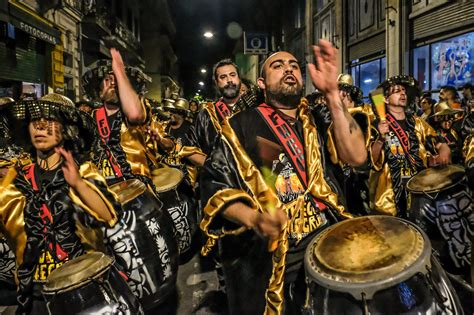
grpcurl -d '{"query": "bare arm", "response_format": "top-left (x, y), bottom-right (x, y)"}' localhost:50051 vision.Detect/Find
top-left (111, 48), bottom-right (145, 124)
top-left (223, 201), bottom-right (287, 241)
top-left (186, 153), bottom-right (206, 167)
top-left (370, 120), bottom-right (389, 166)
top-left (308, 40), bottom-right (367, 166)
top-left (58, 148), bottom-right (113, 222)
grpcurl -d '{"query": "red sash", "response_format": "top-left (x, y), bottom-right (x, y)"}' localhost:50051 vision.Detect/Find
top-left (256, 104), bottom-right (326, 210)
top-left (386, 113), bottom-right (416, 164)
top-left (215, 100), bottom-right (232, 121)
top-left (95, 107), bottom-right (123, 178)
top-left (24, 164), bottom-right (68, 261)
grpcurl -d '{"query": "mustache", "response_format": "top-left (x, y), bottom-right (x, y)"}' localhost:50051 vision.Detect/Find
top-left (224, 83), bottom-right (238, 89)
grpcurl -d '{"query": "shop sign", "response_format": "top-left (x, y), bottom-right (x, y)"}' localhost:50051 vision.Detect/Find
top-left (18, 21), bottom-right (59, 45)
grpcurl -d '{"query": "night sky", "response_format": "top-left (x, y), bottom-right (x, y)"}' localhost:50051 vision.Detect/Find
top-left (169, 0), bottom-right (271, 99)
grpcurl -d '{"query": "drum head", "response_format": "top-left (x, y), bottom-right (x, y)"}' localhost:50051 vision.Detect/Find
top-left (305, 216), bottom-right (431, 300)
top-left (43, 252), bottom-right (114, 293)
top-left (109, 178), bottom-right (147, 205)
top-left (406, 165), bottom-right (465, 193)
top-left (151, 167), bottom-right (184, 193)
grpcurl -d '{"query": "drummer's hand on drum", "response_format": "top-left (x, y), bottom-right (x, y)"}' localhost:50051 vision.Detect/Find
top-left (56, 147), bottom-right (81, 188)
top-left (432, 143), bottom-right (451, 166)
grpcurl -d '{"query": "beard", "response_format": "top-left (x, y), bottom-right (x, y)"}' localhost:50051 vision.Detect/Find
top-left (219, 82), bottom-right (241, 99)
top-left (266, 80), bottom-right (303, 109)
top-left (101, 88), bottom-right (119, 105)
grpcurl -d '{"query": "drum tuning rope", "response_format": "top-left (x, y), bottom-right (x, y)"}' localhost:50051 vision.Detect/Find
top-left (424, 266), bottom-right (452, 313)
top-left (360, 292), bottom-right (371, 315)
top-left (303, 278), bottom-right (312, 310)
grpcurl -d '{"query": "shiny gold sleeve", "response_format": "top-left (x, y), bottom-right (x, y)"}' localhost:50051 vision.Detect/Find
top-left (368, 164), bottom-right (397, 216)
top-left (415, 117), bottom-right (438, 145)
top-left (200, 188), bottom-right (258, 239)
top-left (464, 135), bottom-right (474, 161)
top-left (68, 162), bottom-right (119, 227)
top-left (0, 184), bottom-right (28, 268)
top-left (176, 145), bottom-right (206, 160)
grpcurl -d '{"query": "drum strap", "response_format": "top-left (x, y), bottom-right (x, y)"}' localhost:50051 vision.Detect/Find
top-left (24, 164), bottom-right (69, 261)
top-left (256, 103), bottom-right (327, 210)
top-left (215, 100), bottom-right (232, 121)
top-left (95, 107), bottom-right (124, 178)
top-left (386, 113), bottom-right (416, 164)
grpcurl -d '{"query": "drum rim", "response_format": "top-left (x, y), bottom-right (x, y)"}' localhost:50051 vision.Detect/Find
top-left (406, 165), bottom-right (466, 194)
top-left (109, 178), bottom-right (147, 205)
top-left (151, 167), bottom-right (184, 193)
top-left (304, 216), bottom-right (432, 300)
top-left (42, 252), bottom-right (115, 294)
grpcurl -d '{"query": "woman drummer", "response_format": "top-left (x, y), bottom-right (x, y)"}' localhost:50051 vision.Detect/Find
top-left (0, 93), bottom-right (118, 314)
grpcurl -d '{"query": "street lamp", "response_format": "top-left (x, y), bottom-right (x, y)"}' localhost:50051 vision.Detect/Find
top-left (200, 68), bottom-right (207, 73)
top-left (203, 31), bottom-right (214, 39)
top-left (198, 81), bottom-right (205, 86)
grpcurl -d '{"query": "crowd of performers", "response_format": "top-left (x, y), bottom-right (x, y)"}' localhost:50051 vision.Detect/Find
top-left (0, 40), bottom-right (472, 315)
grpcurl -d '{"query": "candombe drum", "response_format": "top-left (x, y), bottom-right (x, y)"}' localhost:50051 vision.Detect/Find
top-left (151, 167), bottom-right (197, 255)
top-left (104, 179), bottom-right (179, 310)
top-left (42, 252), bottom-right (142, 314)
top-left (406, 165), bottom-right (473, 277)
top-left (304, 216), bottom-right (463, 314)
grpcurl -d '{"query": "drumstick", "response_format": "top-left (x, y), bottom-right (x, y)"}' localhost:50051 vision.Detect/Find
top-left (370, 88), bottom-right (386, 121)
top-left (261, 167), bottom-right (280, 252)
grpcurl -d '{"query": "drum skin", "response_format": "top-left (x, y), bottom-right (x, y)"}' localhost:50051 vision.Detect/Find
top-left (406, 166), bottom-right (473, 277)
top-left (104, 179), bottom-right (179, 310)
top-left (304, 216), bottom-right (463, 315)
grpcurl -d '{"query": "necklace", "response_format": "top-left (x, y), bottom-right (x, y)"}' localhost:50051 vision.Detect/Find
top-left (38, 156), bottom-right (63, 171)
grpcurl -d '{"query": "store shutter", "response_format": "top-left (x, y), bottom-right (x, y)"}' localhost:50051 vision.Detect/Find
top-left (411, 2), bottom-right (474, 41)
top-left (0, 41), bottom-right (45, 83)
top-left (348, 32), bottom-right (385, 61)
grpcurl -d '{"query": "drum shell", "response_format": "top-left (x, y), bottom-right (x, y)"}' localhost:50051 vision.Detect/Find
top-left (42, 263), bottom-right (142, 314)
top-left (304, 216), bottom-right (463, 315)
top-left (155, 179), bottom-right (197, 255)
top-left (104, 184), bottom-right (179, 309)
top-left (307, 257), bottom-right (462, 315)
top-left (407, 180), bottom-right (473, 276)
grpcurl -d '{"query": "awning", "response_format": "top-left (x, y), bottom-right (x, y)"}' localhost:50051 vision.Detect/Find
top-left (8, 2), bottom-right (61, 45)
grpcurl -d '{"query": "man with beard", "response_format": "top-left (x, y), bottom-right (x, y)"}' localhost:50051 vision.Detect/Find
top-left (370, 75), bottom-right (451, 217)
top-left (182, 59), bottom-right (245, 165)
top-left (81, 49), bottom-right (153, 185)
top-left (199, 41), bottom-right (367, 314)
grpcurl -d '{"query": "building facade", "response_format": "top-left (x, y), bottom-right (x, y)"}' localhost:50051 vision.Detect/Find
top-left (281, 0), bottom-right (474, 100)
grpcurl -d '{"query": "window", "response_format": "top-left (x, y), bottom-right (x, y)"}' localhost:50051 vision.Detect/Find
top-left (350, 57), bottom-right (386, 98)
top-left (411, 32), bottom-right (474, 91)
top-left (413, 45), bottom-right (429, 91)
top-left (63, 51), bottom-right (73, 68)
top-left (294, 0), bottom-right (305, 29)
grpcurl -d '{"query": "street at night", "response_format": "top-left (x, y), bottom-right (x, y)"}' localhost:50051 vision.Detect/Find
top-left (0, 0), bottom-right (473, 314)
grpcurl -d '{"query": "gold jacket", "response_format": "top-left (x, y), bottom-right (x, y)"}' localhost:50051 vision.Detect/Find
top-left (369, 117), bottom-right (438, 215)
top-left (0, 162), bottom-right (118, 283)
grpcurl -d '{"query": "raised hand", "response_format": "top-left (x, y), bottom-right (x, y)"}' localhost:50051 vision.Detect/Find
top-left (56, 147), bottom-right (82, 189)
top-left (110, 48), bottom-right (126, 76)
top-left (307, 39), bottom-right (339, 95)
